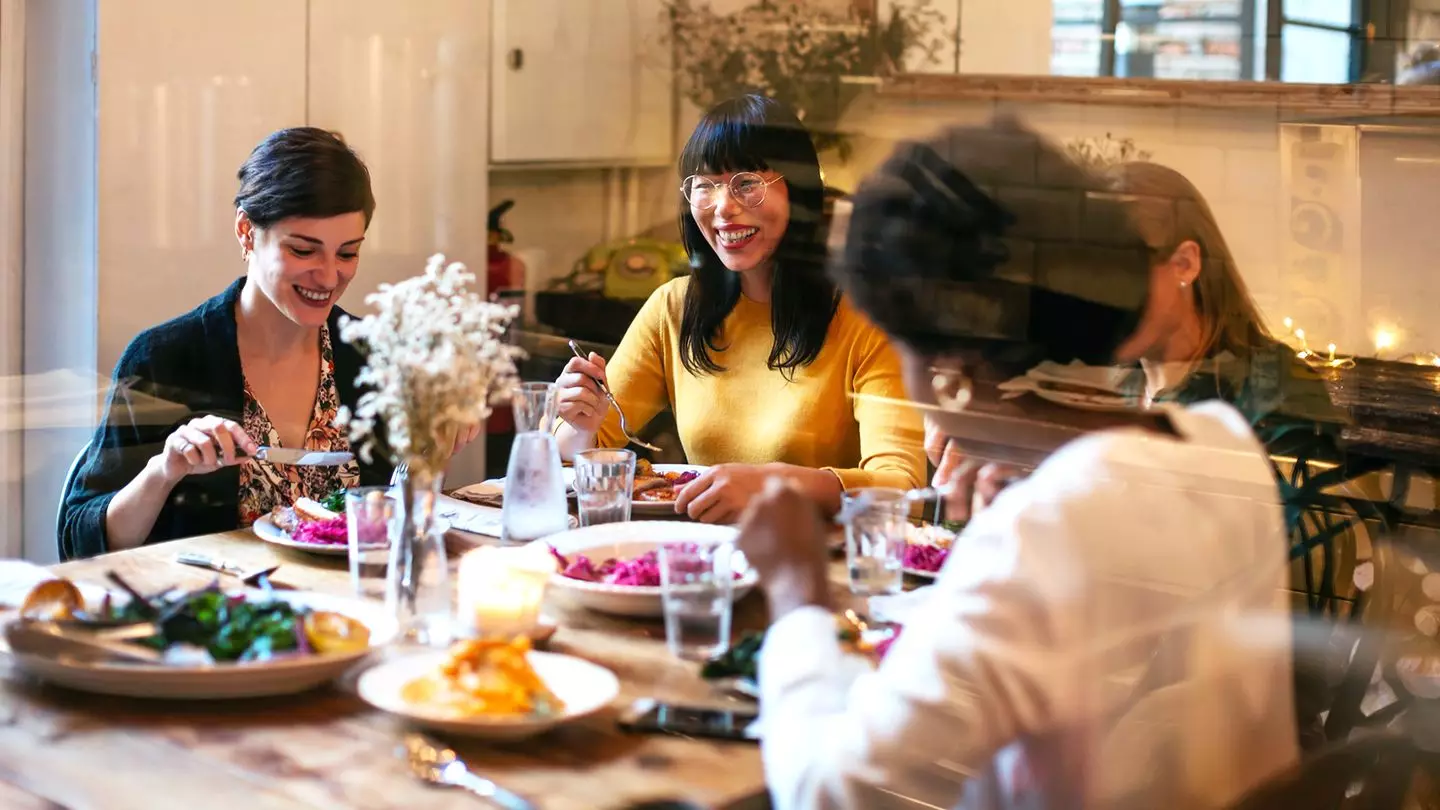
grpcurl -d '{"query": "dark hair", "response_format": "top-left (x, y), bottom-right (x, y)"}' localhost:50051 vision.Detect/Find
top-left (234, 127), bottom-right (376, 228)
top-left (834, 117), bottom-right (1152, 369)
top-left (677, 95), bottom-right (837, 377)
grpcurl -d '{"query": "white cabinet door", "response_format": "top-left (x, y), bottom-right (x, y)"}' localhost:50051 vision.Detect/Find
top-left (307, 0), bottom-right (492, 294)
top-left (95, 0), bottom-right (308, 376)
top-left (306, 0), bottom-right (493, 486)
top-left (491, 0), bottom-right (673, 165)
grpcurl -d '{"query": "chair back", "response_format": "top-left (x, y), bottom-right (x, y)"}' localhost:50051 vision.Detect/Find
top-left (55, 438), bottom-right (93, 549)
top-left (1227, 732), bottom-right (1420, 810)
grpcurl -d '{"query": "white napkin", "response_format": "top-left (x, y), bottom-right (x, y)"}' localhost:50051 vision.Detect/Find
top-left (998, 360), bottom-right (1133, 398)
top-left (868, 585), bottom-right (937, 625)
top-left (0, 559), bottom-right (58, 609)
top-left (433, 495), bottom-right (577, 538)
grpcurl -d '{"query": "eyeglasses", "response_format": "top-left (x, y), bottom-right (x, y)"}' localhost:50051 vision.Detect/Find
top-left (681, 172), bottom-right (785, 210)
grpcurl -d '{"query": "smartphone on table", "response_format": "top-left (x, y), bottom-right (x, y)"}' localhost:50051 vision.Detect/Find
top-left (618, 698), bottom-right (760, 743)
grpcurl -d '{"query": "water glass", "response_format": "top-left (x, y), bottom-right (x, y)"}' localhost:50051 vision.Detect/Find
top-left (511, 381), bottom-right (559, 433)
top-left (574, 448), bottom-right (636, 527)
top-left (843, 488), bottom-right (908, 596)
top-left (658, 541), bottom-right (734, 662)
top-left (344, 486), bottom-right (393, 600)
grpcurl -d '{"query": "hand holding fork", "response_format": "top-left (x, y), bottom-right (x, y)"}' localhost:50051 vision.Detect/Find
top-left (556, 341), bottom-right (661, 453)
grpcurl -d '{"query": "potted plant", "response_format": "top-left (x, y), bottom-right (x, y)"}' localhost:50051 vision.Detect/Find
top-left (662, 0), bottom-right (949, 160)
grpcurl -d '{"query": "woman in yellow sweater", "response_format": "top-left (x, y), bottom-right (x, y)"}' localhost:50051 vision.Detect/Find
top-left (554, 95), bottom-right (924, 524)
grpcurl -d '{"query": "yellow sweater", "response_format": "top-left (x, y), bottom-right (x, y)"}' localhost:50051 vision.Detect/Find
top-left (598, 278), bottom-right (925, 492)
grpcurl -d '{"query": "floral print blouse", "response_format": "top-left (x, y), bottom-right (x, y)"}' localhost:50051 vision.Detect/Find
top-left (237, 324), bottom-right (361, 526)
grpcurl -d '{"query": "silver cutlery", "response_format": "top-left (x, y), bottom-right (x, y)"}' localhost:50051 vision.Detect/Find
top-left (567, 340), bottom-right (662, 453)
top-left (400, 733), bottom-right (535, 810)
top-left (174, 553), bottom-right (279, 587)
top-left (4, 619), bottom-right (165, 663)
top-left (243, 447), bottom-right (355, 466)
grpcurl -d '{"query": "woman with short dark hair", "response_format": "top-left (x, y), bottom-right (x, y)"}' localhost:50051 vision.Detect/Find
top-left (552, 95), bottom-right (924, 524)
top-left (60, 127), bottom-right (417, 559)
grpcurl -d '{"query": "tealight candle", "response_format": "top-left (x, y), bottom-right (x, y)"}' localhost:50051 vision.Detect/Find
top-left (456, 546), bottom-right (552, 639)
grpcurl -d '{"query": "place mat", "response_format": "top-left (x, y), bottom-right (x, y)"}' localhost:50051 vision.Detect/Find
top-left (434, 495), bottom-right (578, 538)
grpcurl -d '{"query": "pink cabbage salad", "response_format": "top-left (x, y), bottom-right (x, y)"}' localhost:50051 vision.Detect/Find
top-left (291, 516), bottom-right (347, 546)
top-left (549, 543), bottom-right (744, 587)
top-left (902, 542), bottom-right (949, 573)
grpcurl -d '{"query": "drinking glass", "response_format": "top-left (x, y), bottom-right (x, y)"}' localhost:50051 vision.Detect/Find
top-left (843, 488), bottom-right (909, 596)
top-left (511, 381), bottom-right (559, 433)
top-left (658, 541), bottom-right (734, 661)
top-left (574, 448), bottom-right (636, 527)
top-left (344, 486), bottom-right (393, 600)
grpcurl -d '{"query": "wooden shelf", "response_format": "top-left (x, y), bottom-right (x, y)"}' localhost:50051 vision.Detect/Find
top-left (881, 73), bottom-right (1440, 114)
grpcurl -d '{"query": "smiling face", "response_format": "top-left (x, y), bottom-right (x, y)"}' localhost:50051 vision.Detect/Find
top-left (687, 170), bottom-right (790, 276)
top-left (236, 210), bottom-right (367, 328)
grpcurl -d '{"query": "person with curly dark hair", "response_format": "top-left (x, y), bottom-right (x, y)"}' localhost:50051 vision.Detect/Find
top-left (735, 118), bottom-right (1298, 809)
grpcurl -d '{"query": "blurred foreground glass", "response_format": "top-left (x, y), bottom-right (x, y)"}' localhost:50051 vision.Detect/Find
top-left (501, 382), bottom-right (569, 544)
top-left (344, 486), bottom-right (393, 600)
top-left (386, 517), bottom-right (452, 646)
top-left (574, 448), bottom-right (636, 527)
top-left (658, 541), bottom-right (734, 662)
top-left (844, 488), bottom-right (908, 596)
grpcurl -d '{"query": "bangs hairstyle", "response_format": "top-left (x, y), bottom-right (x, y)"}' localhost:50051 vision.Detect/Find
top-left (677, 94), bottom-right (837, 378)
top-left (234, 127), bottom-right (376, 229)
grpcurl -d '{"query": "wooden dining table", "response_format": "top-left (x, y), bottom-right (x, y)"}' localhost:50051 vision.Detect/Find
top-left (0, 527), bottom-right (867, 810)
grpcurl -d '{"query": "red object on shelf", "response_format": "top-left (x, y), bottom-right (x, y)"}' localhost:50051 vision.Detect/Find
top-left (487, 200), bottom-right (524, 435)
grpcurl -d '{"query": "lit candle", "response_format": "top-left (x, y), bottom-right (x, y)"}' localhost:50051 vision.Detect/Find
top-left (1375, 328), bottom-right (1396, 355)
top-left (1328, 343), bottom-right (1336, 363)
top-left (456, 546), bottom-right (552, 639)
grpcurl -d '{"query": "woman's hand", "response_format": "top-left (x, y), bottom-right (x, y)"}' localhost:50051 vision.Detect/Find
top-left (452, 423), bottom-right (482, 454)
top-left (555, 353), bottom-right (610, 435)
top-left (674, 463), bottom-right (774, 524)
top-left (157, 416), bottom-right (258, 484)
top-left (932, 436), bottom-right (1022, 522)
top-left (736, 477), bottom-right (832, 621)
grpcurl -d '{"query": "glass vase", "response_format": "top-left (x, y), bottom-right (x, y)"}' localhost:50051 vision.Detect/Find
top-left (386, 465), bottom-right (451, 646)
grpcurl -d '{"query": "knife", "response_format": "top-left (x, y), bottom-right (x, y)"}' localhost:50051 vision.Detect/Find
top-left (246, 447), bottom-right (355, 466)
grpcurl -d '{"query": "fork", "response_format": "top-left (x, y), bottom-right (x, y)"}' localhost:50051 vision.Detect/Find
top-left (567, 340), bottom-right (662, 453)
top-left (389, 460), bottom-right (409, 487)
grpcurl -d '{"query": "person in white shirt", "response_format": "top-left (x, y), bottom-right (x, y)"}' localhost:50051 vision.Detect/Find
top-left (737, 119), bottom-right (1299, 810)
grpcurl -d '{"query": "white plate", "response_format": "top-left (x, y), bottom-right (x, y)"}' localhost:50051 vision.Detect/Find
top-left (631, 464), bottom-right (708, 517)
top-left (252, 515), bottom-right (386, 557)
top-left (4, 589), bottom-right (395, 699)
top-left (903, 567), bottom-right (939, 580)
top-left (546, 521), bottom-right (755, 618)
top-left (357, 649), bottom-right (619, 740)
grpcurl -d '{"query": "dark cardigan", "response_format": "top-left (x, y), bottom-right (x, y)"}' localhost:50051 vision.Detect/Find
top-left (59, 278), bottom-right (394, 560)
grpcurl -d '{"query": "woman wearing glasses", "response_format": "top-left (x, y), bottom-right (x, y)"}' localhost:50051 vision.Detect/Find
top-left (553, 94), bottom-right (925, 524)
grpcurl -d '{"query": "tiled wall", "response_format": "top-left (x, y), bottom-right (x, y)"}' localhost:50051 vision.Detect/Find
top-left (494, 88), bottom-right (1440, 357)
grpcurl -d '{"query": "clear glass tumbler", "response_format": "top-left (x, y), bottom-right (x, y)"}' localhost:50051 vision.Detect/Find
top-left (843, 488), bottom-right (909, 596)
top-left (574, 448), bottom-right (636, 527)
top-left (344, 486), bottom-right (393, 600)
top-left (658, 541), bottom-right (735, 662)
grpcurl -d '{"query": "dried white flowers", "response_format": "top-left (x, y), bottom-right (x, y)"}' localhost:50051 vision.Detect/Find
top-left (337, 254), bottom-right (523, 480)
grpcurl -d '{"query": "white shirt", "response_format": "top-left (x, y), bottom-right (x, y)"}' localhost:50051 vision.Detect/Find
top-left (758, 401), bottom-right (1298, 810)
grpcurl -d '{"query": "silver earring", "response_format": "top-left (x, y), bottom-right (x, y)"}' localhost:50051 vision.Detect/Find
top-left (1179, 281), bottom-right (1189, 288)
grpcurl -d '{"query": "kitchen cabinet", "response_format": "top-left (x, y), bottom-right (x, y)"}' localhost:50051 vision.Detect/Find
top-left (490, 0), bottom-right (674, 165)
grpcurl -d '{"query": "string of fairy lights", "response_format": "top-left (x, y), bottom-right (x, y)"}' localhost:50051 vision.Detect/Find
top-left (1280, 316), bottom-right (1440, 370)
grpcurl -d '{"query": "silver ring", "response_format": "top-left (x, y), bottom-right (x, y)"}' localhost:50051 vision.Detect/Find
top-left (178, 440), bottom-right (193, 454)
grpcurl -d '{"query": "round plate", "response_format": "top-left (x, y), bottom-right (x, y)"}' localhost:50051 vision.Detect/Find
top-left (252, 515), bottom-right (386, 557)
top-left (357, 649), bottom-right (619, 740)
top-left (903, 567), bottom-right (939, 580)
top-left (631, 464), bottom-right (708, 517)
top-left (546, 521), bottom-right (755, 618)
top-left (4, 590), bottom-right (394, 699)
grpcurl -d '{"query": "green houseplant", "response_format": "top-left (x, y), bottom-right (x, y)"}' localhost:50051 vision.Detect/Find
top-left (662, 0), bottom-right (949, 159)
